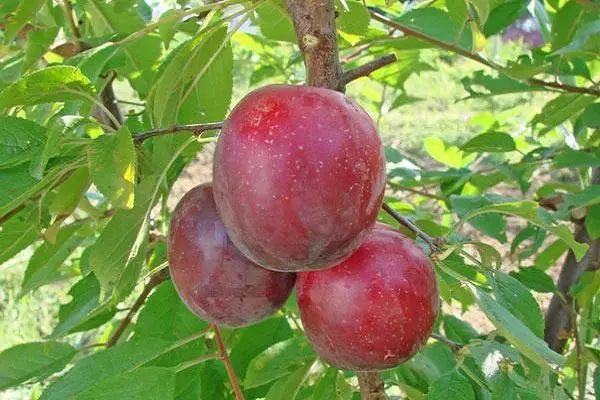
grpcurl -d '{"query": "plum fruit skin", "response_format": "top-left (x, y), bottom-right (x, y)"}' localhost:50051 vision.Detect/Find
top-left (168, 184), bottom-right (296, 327)
top-left (296, 224), bottom-right (439, 371)
top-left (213, 84), bottom-right (386, 272)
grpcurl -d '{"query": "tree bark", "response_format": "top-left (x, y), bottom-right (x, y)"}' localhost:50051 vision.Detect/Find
top-left (544, 168), bottom-right (600, 352)
top-left (284, 0), bottom-right (343, 90)
top-left (283, 1), bottom-right (388, 398)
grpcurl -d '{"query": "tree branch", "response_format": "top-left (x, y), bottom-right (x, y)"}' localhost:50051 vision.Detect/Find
top-left (133, 122), bottom-right (223, 143)
top-left (61, 0), bottom-right (81, 40)
top-left (382, 202), bottom-right (442, 253)
top-left (213, 325), bottom-right (245, 400)
top-left (106, 270), bottom-right (169, 347)
top-left (368, 8), bottom-right (600, 97)
top-left (342, 54), bottom-right (397, 85)
top-left (431, 332), bottom-right (464, 353)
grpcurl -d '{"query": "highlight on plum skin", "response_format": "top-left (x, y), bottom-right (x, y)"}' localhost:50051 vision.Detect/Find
top-left (168, 183), bottom-right (296, 327)
top-left (296, 223), bottom-right (439, 371)
top-left (213, 84), bottom-right (386, 272)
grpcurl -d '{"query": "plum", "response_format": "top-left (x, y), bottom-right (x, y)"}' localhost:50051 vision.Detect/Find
top-left (213, 85), bottom-right (386, 272)
top-left (168, 184), bottom-right (296, 327)
top-left (296, 224), bottom-right (438, 370)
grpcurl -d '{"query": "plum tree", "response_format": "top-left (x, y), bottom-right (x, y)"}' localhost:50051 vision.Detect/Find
top-left (296, 224), bottom-right (439, 370)
top-left (168, 184), bottom-right (296, 327)
top-left (213, 85), bottom-right (386, 272)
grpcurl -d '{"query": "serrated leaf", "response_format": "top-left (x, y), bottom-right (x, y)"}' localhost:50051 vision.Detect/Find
top-left (21, 26), bottom-right (59, 73)
top-left (0, 206), bottom-right (39, 265)
top-left (2, 0), bottom-right (46, 43)
top-left (0, 342), bottom-right (76, 390)
top-left (245, 337), bottom-right (316, 388)
top-left (451, 196), bottom-right (507, 243)
top-left (51, 274), bottom-right (103, 337)
top-left (491, 271), bottom-right (544, 338)
top-left (469, 284), bottom-right (564, 369)
top-left (20, 224), bottom-right (86, 296)
top-left (74, 367), bottom-right (175, 400)
top-left (41, 338), bottom-right (178, 400)
top-left (443, 315), bottom-right (479, 343)
top-left (509, 267), bottom-right (556, 294)
top-left (312, 368), bottom-right (353, 400)
top-left (482, 0), bottom-right (526, 36)
top-left (461, 70), bottom-right (540, 99)
top-left (532, 94), bottom-right (596, 132)
top-left (0, 66), bottom-right (96, 109)
top-left (553, 149), bottom-right (600, 169)
top-left (256, 1), bottom-right (296, 43)
top-left (88, 126), bottom-right (136, 209)
top-left (0, 116), bottom-right (46, 168)
top-left (338, 1), bottom-right (370, 35)
top-left (460, 201), bottom-right (588, 261)
top-left (425, 370), bottom-right (475, 400)
top-left (462, 131), bottom-right (516, 153)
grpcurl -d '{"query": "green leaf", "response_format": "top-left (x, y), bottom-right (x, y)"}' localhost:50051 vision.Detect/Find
top-left (482, 0), bottom-right (526, 37)
top-left (370, 51), bottom-right (434, 89)
top-left (134, 281), bottom-right (208, 340)
top-left (389, 93), bottom-right (424, 110)
top-left (85, 0), bottom-right (144, 35)
top-left (461, 131), bottom-right (516, 153)
top-left (509, 267), bottom-right (556, 294)
top-left (469, 285), bottom-right (565, 369)
top-left (338, 1), bottom-right (370, 35)
top-left (29, 118), bottom-right (65, 180)
top-left (49, 167), bottom-right (90, 215)
top-left (256, 1), bottom-right (296, 43)
top-left (491, 271), bottom-right (544, 338)
top-left (0, 206), bottom-right (39, 265)
top-left (586, 204), bottom-right (600, 239)
top-left (2, 0), bottom-right (46, 43)
top-left (51, 274), bottom-right (104, 337)
top-left (443, 315), bottom-right (479, 343)
top-left (552, 149), bottom-right (600, 169)
top-left (0, 342), bottom-right (76, 390)
top-left (532, 94), bottom-right (596, 132)
top-left (265, 360), bottom-right (314, 400)
top-left (461, 70), bottom-right (541, 99)
top-left (74, 367), bottom-right (175, 400)
top-left (446, 0), bottom-right (469, 25)
top-left (41, 338), bottom-right (178, 400)
top-left (312, 368), bottom-right (353, 400)
top-left (0, 66), bottom-right (96, 109)
top-left (245, 337), bottom-right (316, 388)
top-left (551, 0), bottom-right (584, 50)
top-left (579, 103), bottom-right (600, 129)
top-left (88, 126), bottom-right (136, 209)
top-left (0, 116), bottom-right (46, 168)
top-left (459, 201), bottom-right (588, 261)
top-left (20, 224), bottom-right (86, 296)
top-left (425, 370), bottom-right (475, 400)
top-left (535, 240), bottom-right (568, 271)
top-left (21, 26), bottom-right (59, 73)
top-left (594, 366), bottom-right (599, 400)
top-left (552, 20), bottom-right (600, 55)
top-left (561, 185), bottom-right (600, 213)
top-left (115, 35), bottom-right (162, 98)
top-left (451, 196), bottom-right (508, 243)
top-left (393, 8), bottom-right (472, 51)
top-left (250, 65), bottom-right (279, 86)
top-left (424, 137), bottom-right (476, 168)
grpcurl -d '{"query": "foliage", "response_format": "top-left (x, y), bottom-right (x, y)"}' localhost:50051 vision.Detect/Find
top-left (0, 0), bottom-right (599, 399)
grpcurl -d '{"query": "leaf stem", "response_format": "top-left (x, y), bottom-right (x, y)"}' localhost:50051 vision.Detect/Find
top-left (133, 122), bottom-right (223, 143)
top-left (213, 324), bottom-right (245, 400)
top-left (368, 8), bottom-right (600, 97)
top-left (431, 332), bottom-right (464, 353)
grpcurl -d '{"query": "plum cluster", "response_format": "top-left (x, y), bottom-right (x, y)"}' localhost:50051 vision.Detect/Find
top-left (168, 85), bottom-right (439, 371)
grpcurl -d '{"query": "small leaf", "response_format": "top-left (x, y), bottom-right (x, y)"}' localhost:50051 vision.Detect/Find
top-left (469, 285), bottom-right (565, 369)
top-left (30, 118), bottom-right (65, 180)
top-left (0, 116), bottom-right (46, 168)
top-left (338, 1), bottom-right (370, 35)
top-left (265, 361), bottom-right (314, 400)
top-left (443, 315), bottom-right (479, 343)
top-left (553, 149), bottom-right (600, 169)
top-left (389, 93), bottom-right (424, 110)
top-left (532, 94), bottom-right (596, 132)
top-left (462, 131), bottom-right (516, 153)
top-left (586, 204), bottom-right (600, 239)
top-left (0, 206), bottom-right (39, 265)
top-left (509, 267), bottom-right (556, 294)
top-left (0, 342), bottom-right (76, 390)
top-left (312, 368), bottom-right (353, 400)
top-left (0, 66), bottom-right (96, 109)
top-left (88, 126), bottom-right (136, 209)
top-left (250, 65), bottom-right (279, 86)
top-left (535, 240), bottom-right (568, 271)
top-left (245, 337), bottom-right (316, 388)
top-left (49, 167), bottom-right (90, 215)
top-left (2, 0), bottom-right (46, 43)
top-left (424, 137), bottom-right (476, 168)
top-left (21, 27), bottom-right (59, 73)
top-left (425, 370), bottom-right (475, 400)
top-left (20, 225), bottom-right (86, 296)
top-left (256, 1), bottom-right (297, 43)
top-left (482, 0), bottom-right (526, 37)
top-left (74, 367), bottom-right (175, 400)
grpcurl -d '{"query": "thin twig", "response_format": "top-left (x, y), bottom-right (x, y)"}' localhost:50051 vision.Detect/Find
top-left (133, 122), bottom-right (223, 143)
top-left (61, 0), bottom-right (81, 40)
top-left (368, 9), bottom-right (600, 97)
top-left (106, 271), bottom-right (168, 347)
top-left (213, 325), bottom-right (245, 400)
top-left (431, 332), bottom-right (464, 353)
top-left (342, 54), bottom-right (397, 85)
top-left (382, 202), bottom-right (442, 253)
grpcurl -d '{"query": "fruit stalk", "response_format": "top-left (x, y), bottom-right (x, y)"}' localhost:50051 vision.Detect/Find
top-left (213, 325), bottom-right (245, 400)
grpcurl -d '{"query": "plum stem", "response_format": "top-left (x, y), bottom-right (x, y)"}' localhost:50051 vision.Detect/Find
top-left (382, 202), bottom-right (442, 253)
top-left (342, 54), bottom-right (397, 86)
top-left (133, 122), bottom-right (224, 143)
top-left (106, 270), bottom-right (168, 347)
top-left (213, 324), bottom-right (245, 400)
